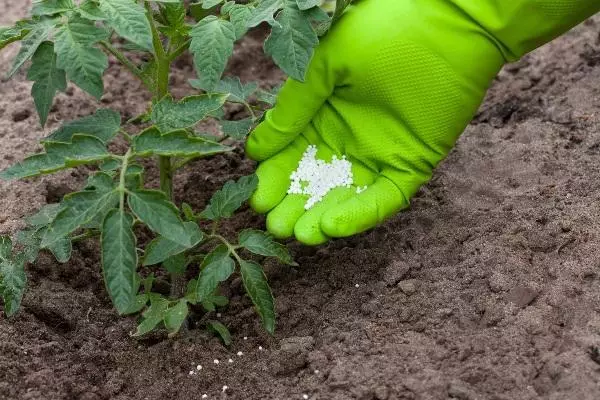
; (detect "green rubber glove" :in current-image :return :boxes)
[246,0,600,245]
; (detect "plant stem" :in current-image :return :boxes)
[99,40,152,90]
[119,149,133,210]
[159,156,173,199]
[168,39,191,62]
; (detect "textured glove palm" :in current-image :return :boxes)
[246,0,600,245]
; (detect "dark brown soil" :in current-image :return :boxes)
[2,3,600,400]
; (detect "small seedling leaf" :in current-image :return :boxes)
[239,259,275,334]
[27,42,67,126]
[191,76,258,104]
[46,236,72,263]
[194,245,235,302]
[78,0,107,21]
[143,221,204,266]
[128,190,192,247]
[101,209,138,315]
[238,229,296,265]
[0,135,111,181]
[295,0,320,10]
[0,22,31,51]
[0,238,27,317]
[133,294,170,336]
[151,94,228,132]
[25,203,61,226]
[133,127,231,158]
[247,0,284,27]
[220,119,253,140]
[44,109,121,144]
[163,252,187,275]
[99,0,153,51]
[122,293,148,315]
[164,299,189,335]
[55,15,109,99]
[201,174,258,220]
[206,320,232,346]
[8,20,54,79]
[222,2,253,39]
[190,16,236,90]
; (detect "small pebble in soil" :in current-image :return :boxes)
[243,336,248,340]
[196,365,202,370]
[188,371,194,376]
[303,395,309,399]
[314,370,320,374]
[217,313,222,317]
[214,359,220,364]
[355,284,360,288]
[202,395,207,399]
[237,351,243,356]
[228,358,234,363]
[258,346,264,351]
[222,385,228,392]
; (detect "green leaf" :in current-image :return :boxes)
[128,190,191,247]
[85,171,116,192]
[42,189,118,247]
[46,236,72,263]
[220,119,253,140]
[122,293,148,315]
[0,135,111,181]
[240,260,275,334]
[163,252,187,275]
[0,238,27,317]
[201,174,258,221]
[238,229,296,265]
[55,16,109,99]
[133,127,231,158]
[78,0,108,21]
[99,0,153,51]
[133,294,170,336]
[247,0,284,27]
[0,22,31,51]
[264,0,319,81]
[157,2,188,40]
[26,204,61,226]
[201,0,222,8]
[151,94,228,133]
[8,21,54,78]
[222,2,253,39]
[194,245,235,302]
[256,85,281,105]
[192,76,258,104]
[27,42,67,127]
[32,0,75,16]
[190,16,236,90]
[44,109,121,144]
[182,203,195,221]
[15,228,42,263]
[101,209,138,315]
[164,300,189,335]
[296,0,320,10]
[206,320,232,346]
[143,221,204,266]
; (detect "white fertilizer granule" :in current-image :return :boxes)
[288,145,354,210]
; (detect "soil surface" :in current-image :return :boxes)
[2,3,600,400]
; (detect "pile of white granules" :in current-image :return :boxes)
[288,145,357,210]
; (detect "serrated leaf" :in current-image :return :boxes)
[256,85,281,105]
[157,2,188,40]
[143,221,204,266]
[101,209,138,315]
[55,16,109,99]
[164,300,188,334]
[133,294,170,336]
[247,0,284,27]
[42,189,119,247]
[0,135,110,181]
[27,42,67,126]
[44,109,121,144]
[0,22,31,51]
[85,172,116,192]
[133,127,231,158]
[32,0,75,16]
[8,21,54,78]
[239,229,296,265]
[264,1,318,81]
[26,204,61,226]
[296,0,320,10]
[222,2,253,39]
[99,0,153,51]
[46,236,72,263]
[151,94,228,132]
[240,259,275,334]
[206,320,232,345]
[220,119,253,139]
[201,174,258,220]
[194,245,235,302]
[190,16,236,90]
[128,190,191,247]
[0,238,27,317]
[78,0,107,21]
[15,229,42,263]
[191,76,258,104]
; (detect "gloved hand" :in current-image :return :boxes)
[246,0,600,245]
